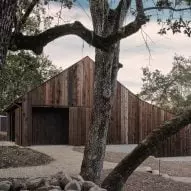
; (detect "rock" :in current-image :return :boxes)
[12,179,27,191]
[89,187,107,191]
[136,166,152,173]
[152,170,160,175]
[81,181,97,191]
[54,171,64,180]
[58,173,72,189]
[161,173,170,179]
[37,185,61,191]
[71,175,84,182]
[26,177,45,190]
[0,181,12,191]
[65,180,81,191]
[48,177,60,186]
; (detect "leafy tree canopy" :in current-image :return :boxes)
[0,0,61,114]
[0,51,61,114]
[139,55,191,113]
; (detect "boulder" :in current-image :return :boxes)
[89,187,107,191]
[12,179,27,191]
[26,177,45,190]
[71,175,84,182]
[65,180,81,191]
[58,173,72,189]
[48,177,60,186]
[152,170,160,175]
[0,181,12,191]
[81,181,97,191]
[37,185,61,191]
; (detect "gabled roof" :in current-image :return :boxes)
[5,56,94,112]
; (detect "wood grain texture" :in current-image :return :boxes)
[6,56,191,156]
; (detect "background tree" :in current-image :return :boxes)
[0,51,61,114]
[139,55,191,113]
[0,1,191,191]
[0,0,61,114]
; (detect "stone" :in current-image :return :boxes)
[81,181,97,191]
[161,173,170,179]
[26,177,45,190]
[37,185,61,191]
[0,181,12,191]
[59,173,72,189]
[152,170,160,175]
[89,187,107,191]
[12,179,27,191]
[48,177,60,186]
[136,166,152,173]
[65,180,81,191]
[71,175,84,182]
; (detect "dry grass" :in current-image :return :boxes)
[0,146,53,169]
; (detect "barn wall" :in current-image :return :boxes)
[21,93,32,146]
[6,56,190,156]
[29,57,94,108]
[69,107,91,146]
[125,89,191,157]
[15,107,22,145]
[0,116,8,132]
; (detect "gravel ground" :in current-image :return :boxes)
[73,147,191,177]
[102,170,191,191]
[0,144,117,178]
[0,143,190,191]
[0,146,53,169]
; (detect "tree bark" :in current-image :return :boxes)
[80,0,129,184]
[0,0,17,68]
[101,108,191,191]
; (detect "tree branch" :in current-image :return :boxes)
[16,0,40,32]
[106,15,147,44]
[9,16,148,54]
[113,0,131,29]
[9,21,106,54]
[102,108,191,191]
[144,6,191,12]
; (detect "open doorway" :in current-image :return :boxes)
[32,107,69,145]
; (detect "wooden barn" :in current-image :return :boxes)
[5,56,191,157]
[0,115,7,132]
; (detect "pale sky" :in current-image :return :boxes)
[44,1,191,94]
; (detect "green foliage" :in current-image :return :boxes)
[0,0,62,114]
[0,51,61,114]
[139,55,191,113]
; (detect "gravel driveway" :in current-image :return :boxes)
[0,143,117,178]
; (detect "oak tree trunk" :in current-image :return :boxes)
[0,0,17,67]
[80,1,127,183]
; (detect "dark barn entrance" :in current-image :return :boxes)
[32,107,69,145]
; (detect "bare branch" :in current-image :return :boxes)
[16,0,39,32]
[9,15,149,54]
[106,16,147,44]
[9,21,106,54]
[113,0,132,28]
[144,6,191,12]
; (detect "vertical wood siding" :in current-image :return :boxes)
[0,116,7,132]
[7,56,190,156]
